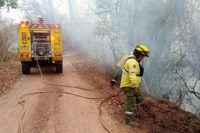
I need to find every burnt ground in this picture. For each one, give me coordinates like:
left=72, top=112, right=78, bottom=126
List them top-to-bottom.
left=0, top=51, right=199, bottom=133
left=72, top=53, right=200, bottom=133
left=135, top=97, right=200, bottom=133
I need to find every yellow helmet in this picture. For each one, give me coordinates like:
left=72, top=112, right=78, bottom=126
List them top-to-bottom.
left=135, top=44, right=150, bottom=57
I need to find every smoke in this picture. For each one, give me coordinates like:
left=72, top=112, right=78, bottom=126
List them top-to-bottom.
left=14, top=0, right=200, bottom=115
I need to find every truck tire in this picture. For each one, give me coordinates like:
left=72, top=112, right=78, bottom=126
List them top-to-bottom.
left=55, top=62, right=63, bottom=73
left=22, top=64, right=31, bottom=74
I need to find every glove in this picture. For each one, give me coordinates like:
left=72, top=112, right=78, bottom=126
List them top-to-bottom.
left=110, top=79, right=116, bottom=86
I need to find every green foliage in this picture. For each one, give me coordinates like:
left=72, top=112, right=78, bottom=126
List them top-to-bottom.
left=0, top=0, right=17, bottom=9
left=0, top=0, right=6, bottom=7
left=7, top=0, right=17, bottom=8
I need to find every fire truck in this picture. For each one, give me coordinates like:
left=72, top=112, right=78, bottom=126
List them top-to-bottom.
left=18, top=18, right=63, bottom=74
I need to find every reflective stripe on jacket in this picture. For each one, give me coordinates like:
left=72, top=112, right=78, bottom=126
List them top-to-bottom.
left=120, top=54, right=142, bottom=88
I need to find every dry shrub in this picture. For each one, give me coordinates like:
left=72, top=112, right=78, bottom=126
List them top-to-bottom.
left=0, top=19, right=17, bottom=68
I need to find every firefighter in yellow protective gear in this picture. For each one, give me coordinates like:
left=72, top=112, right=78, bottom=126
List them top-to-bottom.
left=120, top=44, right=150, bottom=126
left=110, top=54, right=130, bottom=86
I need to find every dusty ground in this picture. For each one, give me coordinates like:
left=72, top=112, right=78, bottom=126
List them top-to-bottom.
left=0, top=51, right=199, bottom=133
left=0, top=51, right=140, bottom=133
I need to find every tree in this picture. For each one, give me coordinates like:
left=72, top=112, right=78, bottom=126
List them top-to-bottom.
left=0, top=0, right=17, bottom=9
left=94, top=0, right=200, bottom=116
left=95, top=0, right=134, bottom=64
left=0, top=20, right=17, bottom=66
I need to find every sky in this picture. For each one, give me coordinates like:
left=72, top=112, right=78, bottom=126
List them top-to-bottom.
left=1, top=0, right=95, bottom=23
left=53, top=0, right=95, bottom=17
left=1, top=7, right=24, bottom=23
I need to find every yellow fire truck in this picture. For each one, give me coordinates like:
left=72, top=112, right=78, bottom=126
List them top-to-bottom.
left=18, top=18, right=63, bottom=74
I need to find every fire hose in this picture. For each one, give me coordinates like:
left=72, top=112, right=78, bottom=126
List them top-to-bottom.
left=17, top=58, right=122, bottom=133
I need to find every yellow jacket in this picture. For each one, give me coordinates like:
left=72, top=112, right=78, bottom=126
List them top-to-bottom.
left=120, top=54, right=142, bottom=88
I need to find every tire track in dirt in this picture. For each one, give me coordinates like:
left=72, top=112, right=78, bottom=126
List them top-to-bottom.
left=0, top=51, right=139, bottom=133
left=21, top=68, right=63, bottom=133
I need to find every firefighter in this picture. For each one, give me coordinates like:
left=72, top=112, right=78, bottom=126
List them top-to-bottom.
left=120, top=44, right=150, bottom=126
left=110, top=53, right=130, bottom=87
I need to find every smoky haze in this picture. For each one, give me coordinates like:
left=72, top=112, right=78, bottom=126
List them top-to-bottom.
left=14, top=0, right=200, bottom=116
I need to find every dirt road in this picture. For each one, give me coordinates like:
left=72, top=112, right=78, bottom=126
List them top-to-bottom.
left=0, top=52, right=136, bottom=133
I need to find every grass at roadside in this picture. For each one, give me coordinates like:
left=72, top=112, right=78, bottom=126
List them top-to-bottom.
left=0, top=61, right=21, bottom=95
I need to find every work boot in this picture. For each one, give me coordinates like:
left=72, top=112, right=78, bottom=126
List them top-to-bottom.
left=125, top=120, right=139, bottom=127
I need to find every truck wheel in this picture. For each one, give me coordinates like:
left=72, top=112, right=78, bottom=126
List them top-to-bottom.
left=56, top=62, right=63, bottom=73
left=22, top=64, right=31, bottom=74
